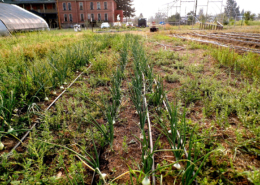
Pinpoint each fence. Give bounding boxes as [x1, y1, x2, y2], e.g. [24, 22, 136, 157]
[199, 23, 223, 30]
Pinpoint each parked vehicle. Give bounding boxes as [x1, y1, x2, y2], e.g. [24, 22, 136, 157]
[126, 22, 134, 27]
[138, 18, 147, 27]
[101, 22, 110, 29]
[113, 22, 122, 27]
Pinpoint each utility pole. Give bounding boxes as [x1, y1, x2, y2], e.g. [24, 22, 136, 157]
[206, 0, 209, 22]
[194, 0, 198, 18]
[56, 0, 61, 29]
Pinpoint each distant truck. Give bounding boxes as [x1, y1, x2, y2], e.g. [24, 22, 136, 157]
[138, 18, 147, 27]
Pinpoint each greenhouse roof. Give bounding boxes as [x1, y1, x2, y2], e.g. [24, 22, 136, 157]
[4, 0, 55, 4]
[0, 3, 49, 34]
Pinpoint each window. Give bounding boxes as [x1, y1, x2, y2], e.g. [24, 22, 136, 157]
[69, 14, 73, 22]
[79, 2, 83, 10]
[64, 14, 67, 22]
[44, 4, 47, 10]
[80, 14, 84, 21]
[91, 14, 94, 21]
[68, 2, 71, 10]
[53, 3, 56, 9]
[98, 13, 101, 21]
[104, 2, 107, 9]
[97, 2, 100, 10]
[90, 2, 93, 10]
[62, 3, 66, 10]
[105, 13, 108, 21]
[88, 14, 91, 20]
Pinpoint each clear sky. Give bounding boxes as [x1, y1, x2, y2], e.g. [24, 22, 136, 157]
[133, 0, 260, 18]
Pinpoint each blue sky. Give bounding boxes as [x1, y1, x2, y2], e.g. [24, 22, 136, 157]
[133, 0, 260, 18]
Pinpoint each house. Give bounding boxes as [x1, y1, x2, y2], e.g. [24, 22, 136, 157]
[4, 0, 123, 28]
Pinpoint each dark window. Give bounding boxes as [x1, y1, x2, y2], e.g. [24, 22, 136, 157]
[91, 14, 94, 21]
[90, 2, 93, 10]
[53, 3, 56, 9]
[69, 14, 73, 22]
[68, 2, 71, 10]
[104, 2, 107, 9]
[105, 13, 108, 21]
[79, 2, 83, 10]
[80, 14, 84, 21]
[98, 13, 101, 21]
[97, 2, 100, 10]
[64, 14, 67, 22]
[62, 3, 66, 10]
[44, 4, 47, 10]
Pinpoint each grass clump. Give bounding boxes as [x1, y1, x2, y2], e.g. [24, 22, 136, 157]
[165, 73, 180, 83]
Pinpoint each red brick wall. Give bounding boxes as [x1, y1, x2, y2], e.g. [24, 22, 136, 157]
[58, 0, 120, 28]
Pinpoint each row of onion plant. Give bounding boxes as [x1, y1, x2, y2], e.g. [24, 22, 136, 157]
[0, 34, 123, 148]
[127, 36, 219, 185]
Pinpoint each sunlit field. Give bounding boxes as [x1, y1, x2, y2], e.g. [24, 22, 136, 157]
[0, 26, 260, 184]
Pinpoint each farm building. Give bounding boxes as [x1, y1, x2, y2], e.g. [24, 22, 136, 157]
[0, 3, 49, 36]
[4, 0, 124, 28]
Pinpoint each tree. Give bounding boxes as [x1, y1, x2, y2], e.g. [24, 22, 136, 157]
[168, 13, 181, 22]
[258, 13, 260, 20]
[244, 11, 256, 21]
[139, 13, 143, 18]
[224, 0, 240, 19]
[154, 12, 167, 23]
[187, 11, 195, 22]
[115, 0, 136, 18]
[241, 9, 244, 16]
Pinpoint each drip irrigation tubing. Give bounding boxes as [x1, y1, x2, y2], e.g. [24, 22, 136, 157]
[190, 32, 260, 47]
[4, 65, 92, 159]
[153, 79, 198, 185]
[142, 73, 155, 185]
[228, 32, 260, 38]
[95, 30, 143, 33]
[171, 34, 260, 54]
[207, 33, 260, 42]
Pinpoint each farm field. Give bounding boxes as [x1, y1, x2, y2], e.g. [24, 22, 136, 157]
[0, 28, 260, 185]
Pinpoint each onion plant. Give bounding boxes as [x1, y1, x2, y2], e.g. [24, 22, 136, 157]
[86, 36, 130, 148]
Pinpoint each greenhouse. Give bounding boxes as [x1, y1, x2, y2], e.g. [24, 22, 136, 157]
[0, 3, 49, 36]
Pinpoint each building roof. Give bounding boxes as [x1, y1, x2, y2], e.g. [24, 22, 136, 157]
[0, 3, 49, 34]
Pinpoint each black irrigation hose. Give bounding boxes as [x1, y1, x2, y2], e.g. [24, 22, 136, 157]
[5, 65, 92, 159]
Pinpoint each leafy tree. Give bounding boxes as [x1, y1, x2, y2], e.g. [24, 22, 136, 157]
[244, 11, 256, 21]
[244, 11, 256, 25]
[224, 0, 240, 19]
[155, 12, 167, 23]
[187, 11, 195, 22]
[115, 0, 135, 17]
[168, 13, 181, 22]
[241, 9, 244, 16]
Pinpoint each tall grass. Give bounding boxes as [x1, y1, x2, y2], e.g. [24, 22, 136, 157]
[210, 47, 260, 78]
[0, 32, 127, 133]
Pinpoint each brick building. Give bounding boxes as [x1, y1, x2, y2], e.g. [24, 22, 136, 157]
[4, 0, 123, 28]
